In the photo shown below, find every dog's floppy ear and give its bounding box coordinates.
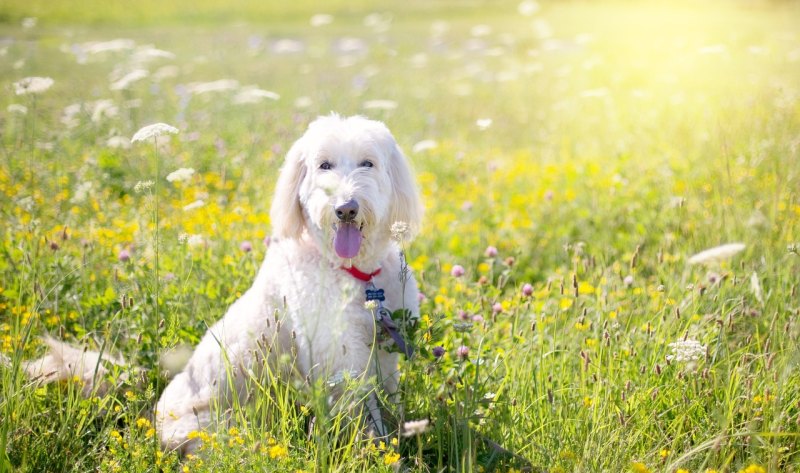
[386,139,424,241]
[270,137,307,239]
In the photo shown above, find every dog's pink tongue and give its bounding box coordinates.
[334,223,362,259]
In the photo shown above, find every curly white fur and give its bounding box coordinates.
[155,114,423,453]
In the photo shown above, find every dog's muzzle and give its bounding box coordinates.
[335,199,359,222]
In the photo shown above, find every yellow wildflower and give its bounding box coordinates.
[631,462,652,473]
[383,451,400,466]
[574,320,590,331]
[268,444,288,459]
[135,417,151,429]
[578,281,595,295]
[631,462,650,473]
[738,465,766,473]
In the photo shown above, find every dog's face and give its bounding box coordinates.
[270,115,422,262]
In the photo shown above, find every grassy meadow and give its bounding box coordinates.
[2,0,800,471]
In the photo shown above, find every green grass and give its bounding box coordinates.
[1,1,799,472]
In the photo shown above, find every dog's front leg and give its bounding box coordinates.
[155,328,229,454]
[156,290,275,454]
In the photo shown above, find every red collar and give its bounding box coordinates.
[341,265,381,282]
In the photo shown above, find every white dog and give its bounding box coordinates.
[155,114,423,453]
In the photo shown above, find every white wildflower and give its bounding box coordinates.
[363,99,397,110]
[470,25,492,37]
[83,39,136,55]
[335,37,367,54]
[687,243,745,265]
[271,39,305,54]
[17,196,35,212]
[294,96,313,108]
[14,76,54,95]
[476,118,493,130]
[750,271,763,305]
[21,17,37,29]
[91,99,118,122]
[533,19,553,39]
[364,13,391,33]
[623,275,634,287]
[390,221,411,242]
[310,14,333,27]
[153,65,180,81]
[364,300,378,311]
[132,46,175,62]
[233,87,280,104]
[166,167,195,183]
[110,69,149,90]
[182,199,205,211]
[518,1,540,16]
[186,79,239,95]
[186,234,205,248]
[412,139,437,154]
[402,419,430,437]
[409,53,428,68]
[106,136,131,149]
[71,182,92,204]
[7,104,27,114]
[746,210,768,229]
[167,168,194,182]
[131,123,179,143]
[133,180,154,193]
[61,103,82,128]
[666,339,706,363]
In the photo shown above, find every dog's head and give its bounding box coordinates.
[270,114,422,262]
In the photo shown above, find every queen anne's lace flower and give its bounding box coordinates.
[233,87,280,104]
[131,123,179,143]
[390,221,410,241]
[166,167,195,183]
[14,76,54,95]
[666,339,706,362]
[110,69,149,90]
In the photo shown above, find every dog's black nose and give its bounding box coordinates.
[335,199,359,222]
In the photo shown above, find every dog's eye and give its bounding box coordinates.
[359,160,374,168]
[319,161,333,170]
